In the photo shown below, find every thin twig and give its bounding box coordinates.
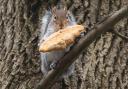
[113,29,128,40]
[35,6,128,89]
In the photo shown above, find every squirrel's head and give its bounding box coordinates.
[51,7,69,31]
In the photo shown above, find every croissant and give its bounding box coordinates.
[39,25,85,52]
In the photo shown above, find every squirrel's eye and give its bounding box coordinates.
[66,14,69,19]
[54,16,57,19]
[66,17,68,19]
[66,15,68,19]
[53,16,57,22]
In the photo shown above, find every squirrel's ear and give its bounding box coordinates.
[51,7,56,14]
[64,6,67,12]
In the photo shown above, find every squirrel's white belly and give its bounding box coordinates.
[41,50,74,77]
[40,50,66,74]
[42,51,65,62]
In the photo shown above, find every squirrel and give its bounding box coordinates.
[39,6,77,78]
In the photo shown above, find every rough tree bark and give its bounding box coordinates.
[0,0,128,89]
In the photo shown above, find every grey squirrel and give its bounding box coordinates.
[39,7,76,78]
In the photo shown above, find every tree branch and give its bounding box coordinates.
[35,6,128,89]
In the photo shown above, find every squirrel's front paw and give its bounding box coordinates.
[75,32,85,42]
[50,61,58,69]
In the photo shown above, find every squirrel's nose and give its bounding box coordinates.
[59,23,64,29]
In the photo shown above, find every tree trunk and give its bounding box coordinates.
[0,0,128,89]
